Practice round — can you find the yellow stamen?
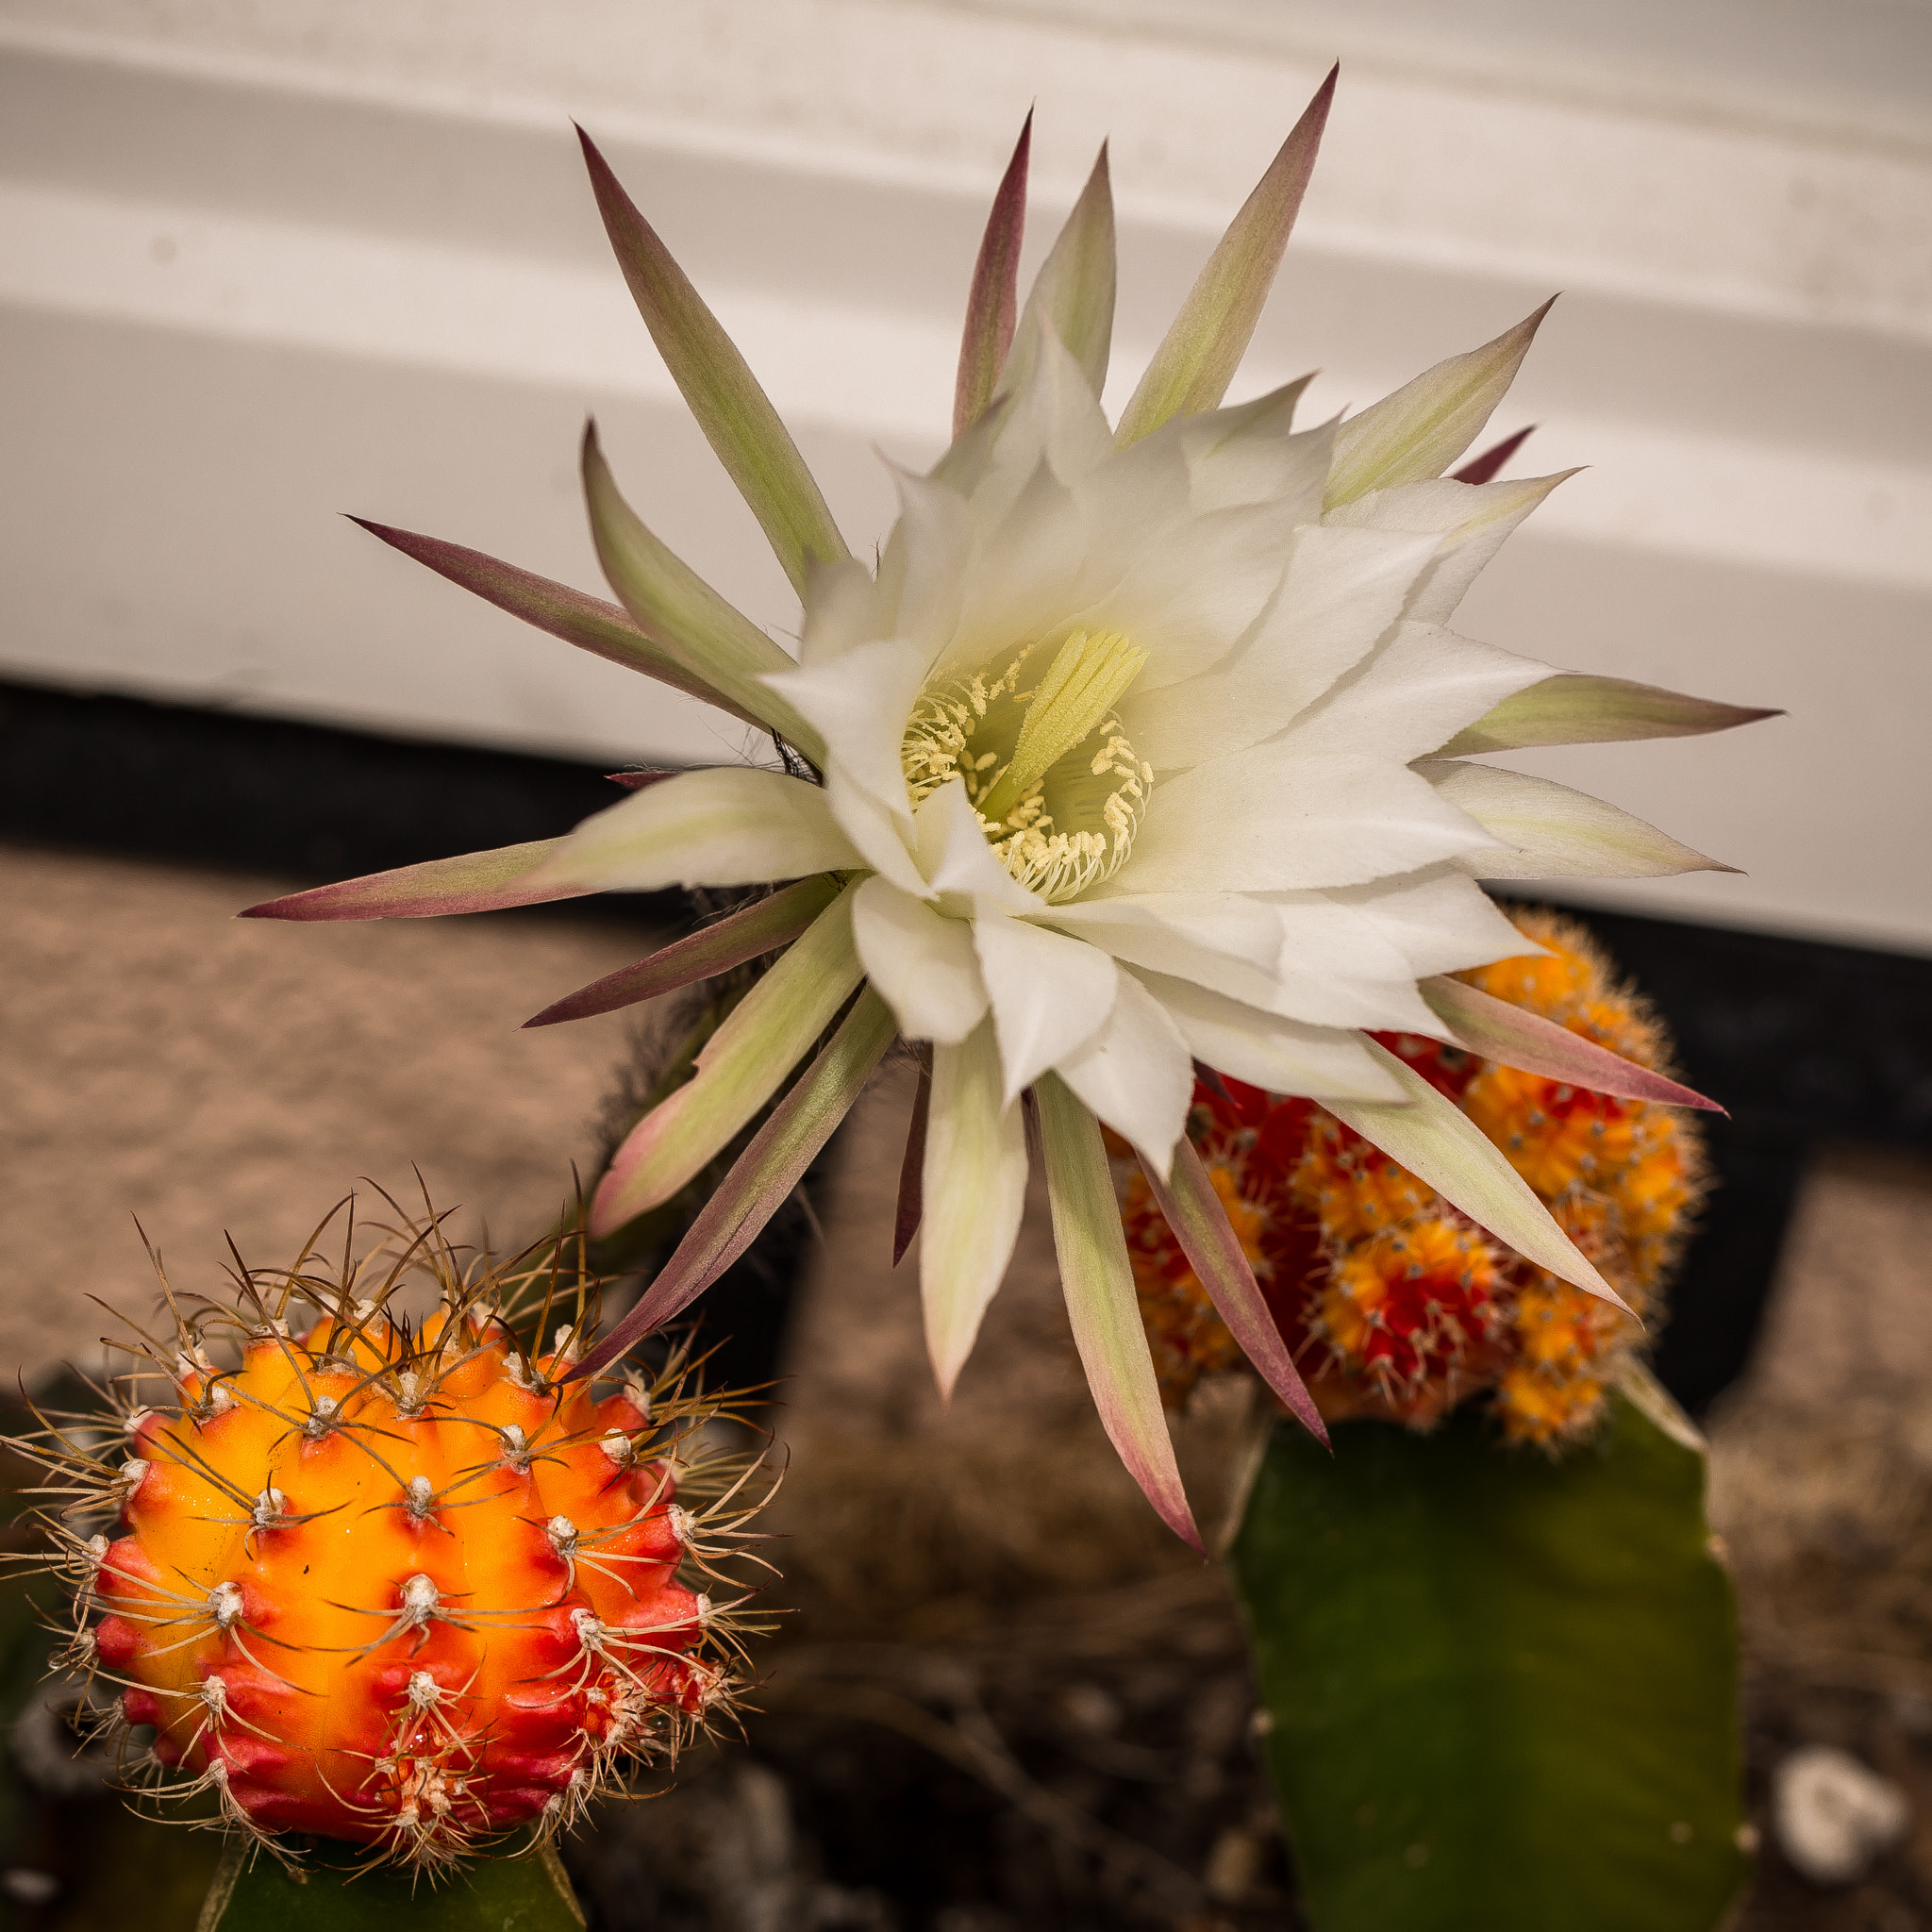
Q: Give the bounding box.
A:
[900,631,1152,902]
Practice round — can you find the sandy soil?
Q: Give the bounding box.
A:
[0,841,661,1374]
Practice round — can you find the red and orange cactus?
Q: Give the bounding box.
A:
[1121,910,1707,1445]
[20,1208,767,1869]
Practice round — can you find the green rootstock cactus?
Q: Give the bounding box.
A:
[198,1840,583,1931]
[1229,1370,1749,1931]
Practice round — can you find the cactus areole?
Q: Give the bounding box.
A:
[20,1214,765,1871]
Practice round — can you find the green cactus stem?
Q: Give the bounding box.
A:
[1229,1368,1749,1931]
[197,1838,584,1931]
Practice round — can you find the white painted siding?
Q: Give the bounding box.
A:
[2,1,1927,948]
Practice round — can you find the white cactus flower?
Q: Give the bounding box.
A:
[250,77,1770,1541]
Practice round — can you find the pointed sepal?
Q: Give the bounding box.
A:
[347,519,771,732]
[1450,424,1535,484]
[920,1021,1028,1397]
[572,988,897,1379]
[1115,67,1337,447]
[590,889,864,1229]
[955,113,1032,439]
[524,874,842,1027]
[1419,974,1722,1112]
[577,126,850,594]
[1138,1138,1328,1445]
[1436,673,1782,757]
[240,840,580,922]
[1324,300,1556,510]
[582,425,827,762]
[1002,144,1116,400]
[1036,1074,1203,1550]
[893,1051,932,1266]
[1421,761,1738,878]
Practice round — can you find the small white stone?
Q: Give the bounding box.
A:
[1773,1744,1910,1885]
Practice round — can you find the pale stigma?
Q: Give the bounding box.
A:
[977,630,1147,824]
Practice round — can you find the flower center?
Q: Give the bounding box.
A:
[900,630,1153,903]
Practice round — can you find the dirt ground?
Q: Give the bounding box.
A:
[0,841,657,1374]
[5,841,1932,1929]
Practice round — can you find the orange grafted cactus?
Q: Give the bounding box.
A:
[1308,1216,1507,1426]
[1118,908,1707,1448]
[17,1208,769,1870]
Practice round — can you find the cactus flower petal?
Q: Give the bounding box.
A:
[1324,470,1578,628]
[1037,1074,1203,1551]
[852,874,990,1045]
[973,909,1120,1106]
[919,1018,1028,1396]
[1053,970,1194,1179]
[1126,971,1407,1102]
